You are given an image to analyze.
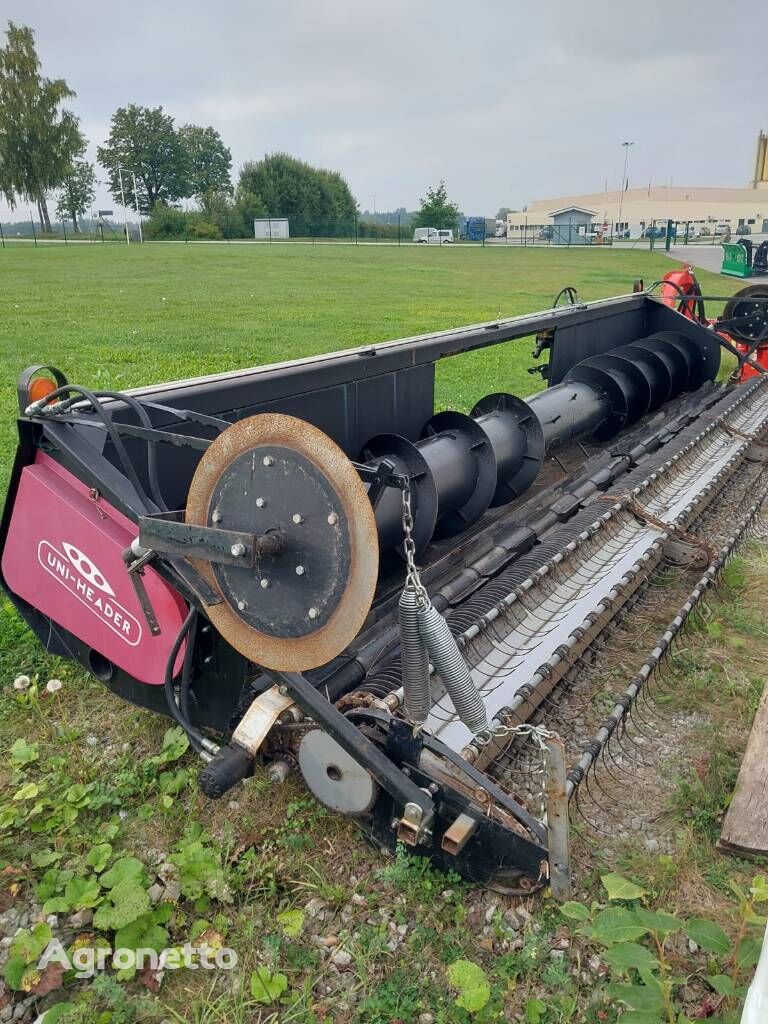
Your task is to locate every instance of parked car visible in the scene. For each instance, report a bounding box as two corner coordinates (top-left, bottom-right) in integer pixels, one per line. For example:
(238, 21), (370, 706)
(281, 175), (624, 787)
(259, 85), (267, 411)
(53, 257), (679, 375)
(413, 227), (454, 244)
(737, 224), (752, 235)
(713, 223), (731, 236)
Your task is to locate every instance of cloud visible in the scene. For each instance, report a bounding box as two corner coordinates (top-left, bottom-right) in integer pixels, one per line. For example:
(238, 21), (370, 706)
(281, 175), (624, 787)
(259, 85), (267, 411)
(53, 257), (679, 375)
(1, 0), (766, 219)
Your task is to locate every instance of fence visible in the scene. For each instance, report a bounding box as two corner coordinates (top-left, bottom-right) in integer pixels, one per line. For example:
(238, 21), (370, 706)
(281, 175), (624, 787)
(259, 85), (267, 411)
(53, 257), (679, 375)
(3, 212), (764, 250)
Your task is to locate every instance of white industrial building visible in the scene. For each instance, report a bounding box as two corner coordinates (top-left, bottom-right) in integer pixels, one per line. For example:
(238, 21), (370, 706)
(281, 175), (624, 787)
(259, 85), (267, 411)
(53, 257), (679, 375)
(508, 131), (768, 239)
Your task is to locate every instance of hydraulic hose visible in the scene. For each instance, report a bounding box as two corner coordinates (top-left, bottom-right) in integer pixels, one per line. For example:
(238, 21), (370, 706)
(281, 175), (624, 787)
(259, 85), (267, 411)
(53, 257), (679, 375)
(164, 608), (207, 754)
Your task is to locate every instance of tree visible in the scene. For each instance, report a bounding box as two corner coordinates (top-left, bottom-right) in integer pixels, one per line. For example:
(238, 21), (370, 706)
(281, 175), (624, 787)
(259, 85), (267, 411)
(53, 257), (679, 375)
(496, 207), (513, 220)
(238, 153), (357, 235)
(0, 22), (84, 232)
(413, 180), (460, 232)
(97, 105), (189, 214)
(178, 124), (232, 212)
(55, 158), (95, 231)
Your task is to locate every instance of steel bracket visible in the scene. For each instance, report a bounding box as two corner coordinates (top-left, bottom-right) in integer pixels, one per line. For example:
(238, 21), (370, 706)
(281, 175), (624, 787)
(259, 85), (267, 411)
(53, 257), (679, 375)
(138, 515), (284, 567)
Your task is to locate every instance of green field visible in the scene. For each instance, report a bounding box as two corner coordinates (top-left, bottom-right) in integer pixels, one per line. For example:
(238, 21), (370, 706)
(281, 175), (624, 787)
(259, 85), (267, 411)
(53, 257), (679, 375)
(0, 242), (733, 491)
(1, 243), (762, 1024)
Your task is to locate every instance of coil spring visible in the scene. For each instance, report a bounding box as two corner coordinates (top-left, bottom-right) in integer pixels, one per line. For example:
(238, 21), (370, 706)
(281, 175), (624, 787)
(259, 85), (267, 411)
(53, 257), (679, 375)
(417, 601), (489, 734)
(399, 588), (431, 723)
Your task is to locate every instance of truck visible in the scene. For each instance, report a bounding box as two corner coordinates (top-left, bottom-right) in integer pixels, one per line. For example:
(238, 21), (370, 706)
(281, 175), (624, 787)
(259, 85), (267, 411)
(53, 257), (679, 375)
(459, 217), (485, 242)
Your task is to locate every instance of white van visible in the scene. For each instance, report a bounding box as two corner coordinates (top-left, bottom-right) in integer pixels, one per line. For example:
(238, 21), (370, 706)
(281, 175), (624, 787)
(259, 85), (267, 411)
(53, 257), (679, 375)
(414, 227), (453, 244)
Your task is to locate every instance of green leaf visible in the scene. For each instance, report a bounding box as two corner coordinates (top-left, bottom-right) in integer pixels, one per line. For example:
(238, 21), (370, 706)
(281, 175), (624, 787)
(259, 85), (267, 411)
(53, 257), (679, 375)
(3, 956), (27, 991)
(9, 738), (39, 766)
(93, 880), (151, 930)
(99, 856), (146, 889)
(86, 843), (112, 873)
(707, 974), (736, 997)
(634, 907), (683, 936)
(158, 768), (189, 795)
(560, 900), (591, 921)
(525, 997), (547, 1024)
(31, 849), (61, 868)
(250, 966), (288, 1004)
(607, 981), (665, 1013)
(13, 782), (39, 801)
(9, 923), (52, 964)
(152, 726), (190, 765)
(277, 908), (305, 938)
(602, 942), (660, 973)
(65, 783), (94, 805)
(686, 918), (731, 955)
(114, 914), (169, 953)
(446, 959), (491, 1013)
(591, 907), (650, 945)
(737, 936), (762, 970)
(41, 1005), (78, 1023)
(41, 897), (69, 915)
(64, 875), (101, 910)
(750, 876), (768, 903)
(602, 873), (648, 902)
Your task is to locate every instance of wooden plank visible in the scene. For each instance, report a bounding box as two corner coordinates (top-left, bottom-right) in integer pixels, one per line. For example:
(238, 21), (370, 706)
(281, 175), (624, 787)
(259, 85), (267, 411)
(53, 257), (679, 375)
(720, 683), (768, 857)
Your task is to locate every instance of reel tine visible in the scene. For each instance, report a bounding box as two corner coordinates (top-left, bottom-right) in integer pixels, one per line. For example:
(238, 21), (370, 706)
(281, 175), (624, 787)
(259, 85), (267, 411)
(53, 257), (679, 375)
(605, 733), (636, 777)
(599, 741), (623, 784)
(584, 759), (619, 816)
(628, 699), (660, 740)
(618, 718), (655, 767)
(571, 783), (612, 837)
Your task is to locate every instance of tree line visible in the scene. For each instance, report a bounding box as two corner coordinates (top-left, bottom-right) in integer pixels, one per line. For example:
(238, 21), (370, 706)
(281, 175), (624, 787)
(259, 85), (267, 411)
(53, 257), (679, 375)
(0, 21), (466, 241)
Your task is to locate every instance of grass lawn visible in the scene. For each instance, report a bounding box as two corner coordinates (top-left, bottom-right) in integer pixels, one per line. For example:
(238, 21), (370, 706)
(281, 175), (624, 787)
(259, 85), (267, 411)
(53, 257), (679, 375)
(0, 242), (734, 491)
(0, 242), (763, 1024)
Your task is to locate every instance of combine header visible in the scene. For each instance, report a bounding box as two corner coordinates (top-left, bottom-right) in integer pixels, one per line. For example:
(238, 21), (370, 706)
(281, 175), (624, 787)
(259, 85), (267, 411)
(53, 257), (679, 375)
(3, 272), (768, 895)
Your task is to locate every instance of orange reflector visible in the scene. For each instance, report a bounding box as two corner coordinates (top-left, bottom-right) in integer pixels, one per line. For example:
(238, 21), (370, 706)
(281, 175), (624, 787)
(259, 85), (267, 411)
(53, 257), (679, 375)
(28, 376), (57, 403)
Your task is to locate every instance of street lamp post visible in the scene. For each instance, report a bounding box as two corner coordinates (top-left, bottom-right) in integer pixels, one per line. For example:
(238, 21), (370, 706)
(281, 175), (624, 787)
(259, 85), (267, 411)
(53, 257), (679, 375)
(617, 141), (634, 236)
(117, 165), (129, 245)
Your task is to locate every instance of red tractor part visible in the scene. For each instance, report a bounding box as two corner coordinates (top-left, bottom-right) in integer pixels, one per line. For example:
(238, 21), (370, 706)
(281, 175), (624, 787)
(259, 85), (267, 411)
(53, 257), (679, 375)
(658, 266), (701, 320)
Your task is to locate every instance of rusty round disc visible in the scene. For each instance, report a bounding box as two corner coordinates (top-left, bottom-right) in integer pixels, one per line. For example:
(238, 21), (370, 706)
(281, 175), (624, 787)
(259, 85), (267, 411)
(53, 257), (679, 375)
(186, 414), (378, 672)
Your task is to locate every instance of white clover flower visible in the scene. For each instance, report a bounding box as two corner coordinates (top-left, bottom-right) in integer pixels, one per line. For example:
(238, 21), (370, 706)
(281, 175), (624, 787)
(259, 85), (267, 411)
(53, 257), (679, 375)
(13, 675), (31, 691)
(46, 679), (63, 694)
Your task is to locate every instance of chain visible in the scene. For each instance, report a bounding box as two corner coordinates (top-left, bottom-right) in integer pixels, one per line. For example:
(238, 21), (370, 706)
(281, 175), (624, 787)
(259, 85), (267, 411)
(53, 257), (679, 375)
(401, 484), (429, 604)
(475, 721), (557, 752)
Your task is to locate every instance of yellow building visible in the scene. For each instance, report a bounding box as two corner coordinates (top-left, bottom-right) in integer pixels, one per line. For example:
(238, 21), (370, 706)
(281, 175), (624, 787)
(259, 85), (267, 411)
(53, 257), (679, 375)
(508, 131), (768, 239)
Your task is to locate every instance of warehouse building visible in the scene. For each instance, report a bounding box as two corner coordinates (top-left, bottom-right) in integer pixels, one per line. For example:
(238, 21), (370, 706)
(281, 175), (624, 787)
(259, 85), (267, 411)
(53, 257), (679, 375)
(508, 131), (768, 240)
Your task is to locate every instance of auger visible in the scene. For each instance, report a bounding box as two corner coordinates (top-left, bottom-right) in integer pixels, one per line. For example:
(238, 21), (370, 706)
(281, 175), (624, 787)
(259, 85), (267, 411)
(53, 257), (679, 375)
(3, 271), (767, 893)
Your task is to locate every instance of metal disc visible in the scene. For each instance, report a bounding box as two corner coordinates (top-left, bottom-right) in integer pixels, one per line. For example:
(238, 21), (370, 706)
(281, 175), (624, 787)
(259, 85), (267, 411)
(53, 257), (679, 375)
(723, 285), (768, 343)
(471, 393), (545, 505)
(361, 433), (439, 555)
(609, 344), (673, 410)
(630, 337), (687, 397)
(563, 364), (629, 439)
(186, 413), (378, 672)
(651, 332), (705, 390)
(298, 728), (379, 815)
(575, 354), (651, 425)
(422, 411), (497, 537)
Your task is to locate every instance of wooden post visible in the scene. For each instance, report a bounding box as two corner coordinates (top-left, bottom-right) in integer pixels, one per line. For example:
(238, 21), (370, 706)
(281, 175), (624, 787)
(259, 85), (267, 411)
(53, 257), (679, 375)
(545, 736), (572, 901)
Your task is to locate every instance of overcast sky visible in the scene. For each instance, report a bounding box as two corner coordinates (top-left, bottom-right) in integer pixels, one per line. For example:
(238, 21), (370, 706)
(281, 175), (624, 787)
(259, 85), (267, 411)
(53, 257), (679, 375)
(2, 0), (766, 221)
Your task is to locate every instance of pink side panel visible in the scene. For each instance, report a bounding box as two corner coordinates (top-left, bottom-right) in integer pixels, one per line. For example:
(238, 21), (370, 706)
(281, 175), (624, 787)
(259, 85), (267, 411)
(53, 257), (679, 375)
(2, 452), (187, 685)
